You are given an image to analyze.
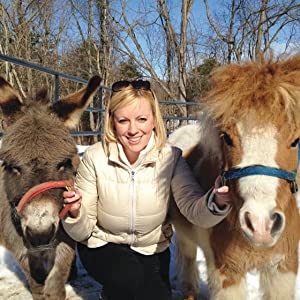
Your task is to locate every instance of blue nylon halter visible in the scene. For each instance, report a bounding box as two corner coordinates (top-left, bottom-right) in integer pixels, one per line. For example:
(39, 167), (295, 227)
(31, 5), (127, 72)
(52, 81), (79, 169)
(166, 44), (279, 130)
(221, 143), (300, 193)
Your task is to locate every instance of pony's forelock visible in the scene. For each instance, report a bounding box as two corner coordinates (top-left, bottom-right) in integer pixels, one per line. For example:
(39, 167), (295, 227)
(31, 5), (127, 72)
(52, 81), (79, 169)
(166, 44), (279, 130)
(203, 54), (300, 127)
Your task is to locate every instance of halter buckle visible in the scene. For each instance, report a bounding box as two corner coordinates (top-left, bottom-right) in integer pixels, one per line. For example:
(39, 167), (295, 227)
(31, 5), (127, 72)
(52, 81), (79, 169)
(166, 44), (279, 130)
(290, 181), (298, 194)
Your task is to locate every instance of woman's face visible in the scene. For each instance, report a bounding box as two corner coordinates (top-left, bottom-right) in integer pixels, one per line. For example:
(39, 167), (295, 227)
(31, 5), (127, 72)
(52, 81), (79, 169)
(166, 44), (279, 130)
(113, 97), (155, 164)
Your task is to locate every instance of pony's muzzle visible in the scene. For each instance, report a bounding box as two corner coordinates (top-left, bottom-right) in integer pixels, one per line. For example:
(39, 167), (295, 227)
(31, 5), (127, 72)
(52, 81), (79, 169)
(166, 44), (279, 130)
(240, 210), (285, 247)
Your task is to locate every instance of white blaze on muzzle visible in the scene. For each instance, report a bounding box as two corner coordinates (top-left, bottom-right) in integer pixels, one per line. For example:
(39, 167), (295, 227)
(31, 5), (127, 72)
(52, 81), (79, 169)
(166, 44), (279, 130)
(235, 123), (285, 246)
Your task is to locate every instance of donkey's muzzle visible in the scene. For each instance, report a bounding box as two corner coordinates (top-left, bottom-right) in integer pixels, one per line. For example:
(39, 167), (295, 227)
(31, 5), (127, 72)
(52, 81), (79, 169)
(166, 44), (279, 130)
(25, 224), (56, 247)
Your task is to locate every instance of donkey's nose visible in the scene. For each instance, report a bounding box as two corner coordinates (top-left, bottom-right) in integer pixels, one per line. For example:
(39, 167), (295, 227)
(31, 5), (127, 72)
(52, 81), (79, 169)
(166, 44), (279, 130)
(240, 210), (285, 247)
(25, 224), (56, 247)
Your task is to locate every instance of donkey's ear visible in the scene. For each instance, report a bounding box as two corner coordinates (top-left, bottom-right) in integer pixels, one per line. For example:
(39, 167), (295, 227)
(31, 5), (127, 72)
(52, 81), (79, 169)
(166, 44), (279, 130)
(0, 77), (24, 127)
(51, 75), (102, 129)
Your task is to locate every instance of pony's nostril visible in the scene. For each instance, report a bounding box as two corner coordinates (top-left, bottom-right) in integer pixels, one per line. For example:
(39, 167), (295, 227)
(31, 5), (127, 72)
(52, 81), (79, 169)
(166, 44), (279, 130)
(271, 212), (284, 235)
(244, 212), (255, 232)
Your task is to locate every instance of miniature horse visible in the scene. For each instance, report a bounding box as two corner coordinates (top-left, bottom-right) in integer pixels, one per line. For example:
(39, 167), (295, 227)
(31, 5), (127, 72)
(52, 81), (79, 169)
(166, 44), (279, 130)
(0, 75), (101, 299)
(169, 54), (300, 299)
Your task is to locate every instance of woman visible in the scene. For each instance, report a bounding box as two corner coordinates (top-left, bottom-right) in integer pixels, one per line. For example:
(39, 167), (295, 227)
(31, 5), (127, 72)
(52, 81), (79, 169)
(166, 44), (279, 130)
(62, 79), (231, 300)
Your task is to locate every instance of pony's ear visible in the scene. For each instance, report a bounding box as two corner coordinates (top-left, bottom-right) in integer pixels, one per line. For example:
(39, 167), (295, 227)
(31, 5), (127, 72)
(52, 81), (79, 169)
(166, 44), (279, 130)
(51, 75), (102, 129)
(0, 77), (24, 127)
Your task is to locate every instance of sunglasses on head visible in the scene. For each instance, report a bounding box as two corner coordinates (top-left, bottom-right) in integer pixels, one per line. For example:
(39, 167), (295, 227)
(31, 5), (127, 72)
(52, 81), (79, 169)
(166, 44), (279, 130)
(111, 80), (151, 93)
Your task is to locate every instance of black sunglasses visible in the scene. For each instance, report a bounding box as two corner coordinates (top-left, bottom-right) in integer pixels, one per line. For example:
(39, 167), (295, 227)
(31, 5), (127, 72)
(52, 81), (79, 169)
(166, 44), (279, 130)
(111, 80), (151, 93)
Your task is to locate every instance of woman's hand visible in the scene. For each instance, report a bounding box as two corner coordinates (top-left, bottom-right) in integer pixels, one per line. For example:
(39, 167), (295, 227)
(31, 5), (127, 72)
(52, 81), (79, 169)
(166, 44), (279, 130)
(213, 176), (231, 209)
(63, 189), (82, 218)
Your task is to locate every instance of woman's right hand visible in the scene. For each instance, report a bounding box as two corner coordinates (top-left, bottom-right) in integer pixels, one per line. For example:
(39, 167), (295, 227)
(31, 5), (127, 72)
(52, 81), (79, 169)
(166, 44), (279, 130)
(63, 189), (82, 218)
(213, 176), (231, 210)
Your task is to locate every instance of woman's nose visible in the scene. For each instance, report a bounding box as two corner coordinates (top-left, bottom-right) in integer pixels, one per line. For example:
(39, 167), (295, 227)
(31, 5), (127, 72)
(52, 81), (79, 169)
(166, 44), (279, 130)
(128, 122), (138, 134)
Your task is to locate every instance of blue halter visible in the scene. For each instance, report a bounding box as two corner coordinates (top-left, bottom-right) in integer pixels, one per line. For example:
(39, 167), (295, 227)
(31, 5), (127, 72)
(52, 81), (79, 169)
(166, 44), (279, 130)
(221, 143), (300, 193)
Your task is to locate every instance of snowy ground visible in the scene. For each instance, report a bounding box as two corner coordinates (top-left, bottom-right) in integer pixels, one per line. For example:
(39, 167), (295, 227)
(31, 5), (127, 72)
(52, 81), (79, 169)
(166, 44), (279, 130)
(1, 240), (300, 300)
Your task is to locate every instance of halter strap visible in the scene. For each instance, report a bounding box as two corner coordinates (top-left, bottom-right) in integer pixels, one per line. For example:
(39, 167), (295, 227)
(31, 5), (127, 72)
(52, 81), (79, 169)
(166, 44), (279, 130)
(221, 142), (300, 193)
(221, 165), (298, 192)
(16, 180), (74, 219)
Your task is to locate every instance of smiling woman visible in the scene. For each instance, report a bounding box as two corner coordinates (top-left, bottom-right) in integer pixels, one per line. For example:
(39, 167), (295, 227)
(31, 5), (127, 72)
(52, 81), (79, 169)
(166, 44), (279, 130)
(61, 79), (232, 300)
(113, 97), (155, 164)
(104, 79), (167, 152)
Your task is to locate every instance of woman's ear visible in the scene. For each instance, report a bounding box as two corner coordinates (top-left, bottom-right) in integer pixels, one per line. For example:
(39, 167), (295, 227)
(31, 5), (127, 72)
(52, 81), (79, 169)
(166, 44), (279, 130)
(111, 115), (116, 131)
(153, 118), (156, 130)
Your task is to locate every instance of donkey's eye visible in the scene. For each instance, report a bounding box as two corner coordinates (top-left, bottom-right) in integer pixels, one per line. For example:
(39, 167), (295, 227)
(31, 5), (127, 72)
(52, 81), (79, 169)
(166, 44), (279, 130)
(291, 138), (300, 148)
(2, 161), (21, 176)
(221, 132), (233, 146)
(57, 158), (73, 172)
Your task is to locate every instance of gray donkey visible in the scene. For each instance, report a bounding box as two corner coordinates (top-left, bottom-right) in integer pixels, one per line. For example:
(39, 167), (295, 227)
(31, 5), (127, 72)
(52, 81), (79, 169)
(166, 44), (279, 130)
(0, 75), (101, 299)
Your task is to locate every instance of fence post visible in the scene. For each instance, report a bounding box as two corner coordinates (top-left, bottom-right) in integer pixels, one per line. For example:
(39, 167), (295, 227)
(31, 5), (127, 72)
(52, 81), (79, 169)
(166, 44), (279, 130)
(54, 74), (60, 102)
(98, 87), (103, 141)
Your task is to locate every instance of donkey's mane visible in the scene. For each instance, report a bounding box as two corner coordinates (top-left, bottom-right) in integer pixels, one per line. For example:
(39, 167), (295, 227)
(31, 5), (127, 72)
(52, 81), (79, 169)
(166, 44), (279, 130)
(203, 54), (300, 127)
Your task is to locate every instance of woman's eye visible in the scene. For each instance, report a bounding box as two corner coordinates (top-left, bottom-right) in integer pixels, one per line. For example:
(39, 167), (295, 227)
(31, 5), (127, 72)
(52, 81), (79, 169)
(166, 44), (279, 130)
(138, 117), (147, 122)
(118, 119), (128, 124)
(221, 132), (233, 146)
(291, 138), (299, 148)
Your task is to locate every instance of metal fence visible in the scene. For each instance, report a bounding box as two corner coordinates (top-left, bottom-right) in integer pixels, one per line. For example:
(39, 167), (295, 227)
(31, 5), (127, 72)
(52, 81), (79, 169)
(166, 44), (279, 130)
(0, 54), (200, 142)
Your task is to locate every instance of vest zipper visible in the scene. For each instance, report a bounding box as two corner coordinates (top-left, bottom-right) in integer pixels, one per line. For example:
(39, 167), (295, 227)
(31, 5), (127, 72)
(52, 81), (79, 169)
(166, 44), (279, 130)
(129, 170), (136, 245)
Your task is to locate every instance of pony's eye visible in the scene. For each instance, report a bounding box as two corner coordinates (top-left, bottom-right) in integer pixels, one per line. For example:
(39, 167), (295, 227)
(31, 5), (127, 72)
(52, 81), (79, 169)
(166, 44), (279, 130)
(221, 132), (233, 146)
(291, 138), (299, 148)
(57, 158), (73, 172)
(2, 161), (21, 176)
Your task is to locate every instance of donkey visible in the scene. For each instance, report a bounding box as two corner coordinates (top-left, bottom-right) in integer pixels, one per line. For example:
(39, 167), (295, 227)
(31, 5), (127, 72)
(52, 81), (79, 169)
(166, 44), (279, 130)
(169, 54), (300, 299)
(0, 75), (101, 299)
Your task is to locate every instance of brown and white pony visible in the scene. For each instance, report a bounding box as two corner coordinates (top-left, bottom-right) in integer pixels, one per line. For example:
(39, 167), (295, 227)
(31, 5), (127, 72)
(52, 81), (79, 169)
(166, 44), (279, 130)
(0, 75), (100, 299)
(169, 54), (300, 299)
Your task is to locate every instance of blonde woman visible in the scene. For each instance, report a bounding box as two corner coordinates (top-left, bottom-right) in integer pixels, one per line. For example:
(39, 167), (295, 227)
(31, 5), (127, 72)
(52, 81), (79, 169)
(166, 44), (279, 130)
(62, 80), (231, 300)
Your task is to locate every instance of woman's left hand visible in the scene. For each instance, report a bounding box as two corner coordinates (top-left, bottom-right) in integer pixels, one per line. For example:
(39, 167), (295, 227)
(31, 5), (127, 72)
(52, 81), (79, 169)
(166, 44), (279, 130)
(213, 175), (231, 209)
(63, 189), (82, 218)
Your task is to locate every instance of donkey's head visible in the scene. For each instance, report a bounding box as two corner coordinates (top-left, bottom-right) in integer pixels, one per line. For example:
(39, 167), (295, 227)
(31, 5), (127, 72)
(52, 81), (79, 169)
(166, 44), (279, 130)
(0, 76), (101, 249)
(204, 54), (300, 247)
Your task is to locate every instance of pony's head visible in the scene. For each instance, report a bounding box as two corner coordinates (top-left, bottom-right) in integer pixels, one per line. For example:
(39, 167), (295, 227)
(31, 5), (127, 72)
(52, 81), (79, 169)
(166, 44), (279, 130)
(204, 54), (300, 247)
(0, 76), (101, 249)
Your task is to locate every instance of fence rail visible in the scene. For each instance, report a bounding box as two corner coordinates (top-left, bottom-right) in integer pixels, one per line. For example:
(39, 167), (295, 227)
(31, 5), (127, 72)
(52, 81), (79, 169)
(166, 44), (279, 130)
(0, 54), (200, 142)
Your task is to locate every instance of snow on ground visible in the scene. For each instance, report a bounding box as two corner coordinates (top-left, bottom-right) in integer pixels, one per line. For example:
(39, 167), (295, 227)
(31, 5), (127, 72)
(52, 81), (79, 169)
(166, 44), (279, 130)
(0, 245), (101, 300)
(1, 240), (300, 300)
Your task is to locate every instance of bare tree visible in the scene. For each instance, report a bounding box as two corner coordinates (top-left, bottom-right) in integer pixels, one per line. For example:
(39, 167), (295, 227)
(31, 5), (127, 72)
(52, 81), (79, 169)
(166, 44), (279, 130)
(1, 0), (298, 136)
(203, 0), (300, 63)
(158, 0), (194, 112)
(66, 0), (115, 143)
(108, 0), (196, 118)
(0, 0), (69, 96)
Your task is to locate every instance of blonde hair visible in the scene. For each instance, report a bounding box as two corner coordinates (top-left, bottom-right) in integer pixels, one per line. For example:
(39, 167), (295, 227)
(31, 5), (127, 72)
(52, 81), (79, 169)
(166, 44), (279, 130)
(103, 86), (166, 153)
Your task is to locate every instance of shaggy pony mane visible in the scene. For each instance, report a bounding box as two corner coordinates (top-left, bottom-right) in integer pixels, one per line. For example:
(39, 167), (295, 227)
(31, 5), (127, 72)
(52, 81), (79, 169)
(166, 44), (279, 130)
(203, 54), (300, 127)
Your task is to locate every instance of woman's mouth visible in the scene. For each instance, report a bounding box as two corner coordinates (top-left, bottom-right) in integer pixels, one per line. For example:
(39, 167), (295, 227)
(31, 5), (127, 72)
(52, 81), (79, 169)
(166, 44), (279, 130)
(127, 136), (142, 145)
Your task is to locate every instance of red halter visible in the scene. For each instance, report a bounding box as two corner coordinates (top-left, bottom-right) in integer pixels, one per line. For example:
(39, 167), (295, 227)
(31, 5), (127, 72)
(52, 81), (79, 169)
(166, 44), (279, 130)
(16, 180), (74, 219)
